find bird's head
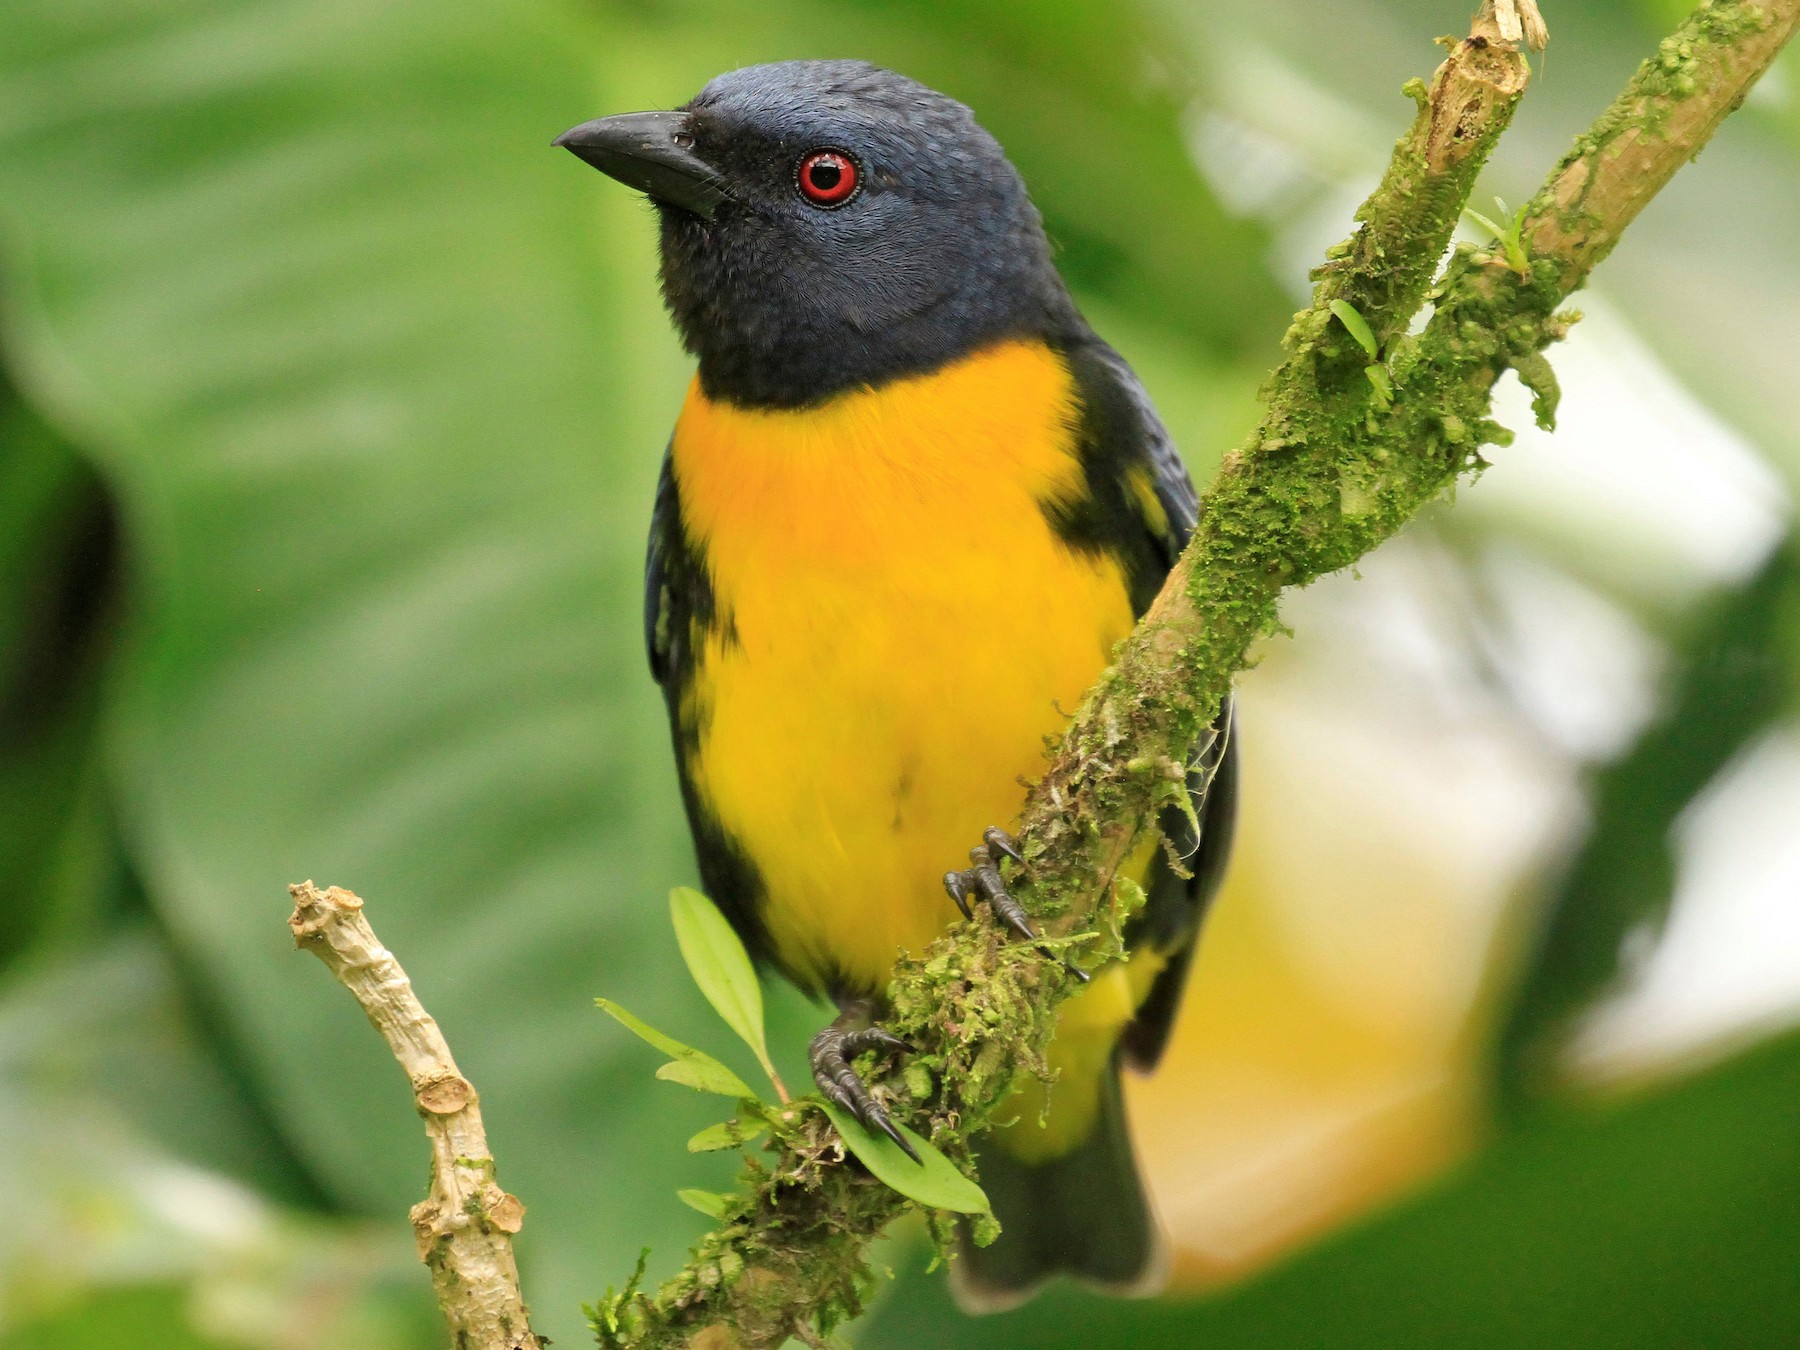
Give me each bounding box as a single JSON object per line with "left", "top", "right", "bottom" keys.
{"left": 556, "top": 60, "right": 1078, "bottom": 408}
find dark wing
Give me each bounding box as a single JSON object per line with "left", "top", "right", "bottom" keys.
{"left": 643, "top": 447, "right": 778, "bottom": 967}
{"left": 1084, "top": 339, "right": 1201, "bottom": 554}
{"left": 644, "top": 446, "right": 679, "bottom": 685}
{"left": 1065, "top": 336, "right": 1238, "bottom": 1072}
{"left": 644, "top": 443, "right": 729, "bottom": 692}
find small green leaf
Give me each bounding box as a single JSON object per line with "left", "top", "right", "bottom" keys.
{"left": 819, "top": 1102, "right": 991, "bottom": 1215}
{"left": 676, "top": 1189, "right": 732, "bottom": 1219}
{"left": 1364, "top": 364, "right": 1394, "bottom": 409}
{"left": 595, "top": 997, "right": 759, "bottom": 1099}
{"left": 669, "top": 887, "right": 776, "bottom": 1085}
{"left": 687, "top": 1117, "right": 769, "bottom": 1153}
{"left": 654, "top": 1058, "right": 758, "bottom": 1096}
{"left": 1329, "top": 299, "right": 1379, "bottom": 359}
{"left": 1466, "top": 201, "right": 1531, "bottom": 274}
{"left": 1464, "top": 206, "right": 1505, "bottom": 239}
{"left": 594, "top": 997, "right": 699, "bottom": 1060}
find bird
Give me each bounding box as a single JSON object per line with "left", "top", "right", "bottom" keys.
{"left": 555, "top": 59, "right": 1237, "bottom": 1312}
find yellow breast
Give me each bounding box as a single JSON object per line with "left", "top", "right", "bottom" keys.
{"left": 671, "top": 339, "right": 1137, "bottom": 997}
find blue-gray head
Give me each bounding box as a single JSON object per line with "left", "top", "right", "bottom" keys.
{"left": 556, "top": 60, "right": 1082, "bottom": 408}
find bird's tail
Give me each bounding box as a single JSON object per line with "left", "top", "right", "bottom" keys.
{"left": 950, "top": 1056, "right": 1166, "bottom": 1314}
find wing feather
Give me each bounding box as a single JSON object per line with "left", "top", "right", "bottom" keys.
{"left": 644, "top": 446, "right": 679, "bottom": 685}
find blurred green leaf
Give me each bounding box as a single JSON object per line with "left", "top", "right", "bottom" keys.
{"left": 0, "top": 927, "right": 338, "bottom": 1210}
{"left": 0, "top": 392, "right": 119, "bottom": 972}
{"left": 0, "top": 1285, "right": 233, "bottom": 1350}
{"left": 596, "top": 998, "right": 759, "bottom": 1100}
{"left": 0, "top": 1, "right": 767, "bottom": 1339}
{"left": 1493, "top": 537, "right": 1800, "bottom": 1114}
{"left": 676, "top": 1188, "right": 731, "bottom": 1220}
{"left": 669, "top": 886, "right": 774, "bottom": 1085}
{"left": 819, "top": 1102, "right": 990, "bottom": 1215}
{"left": 862, "top": 1027, "right": 1800, "bottom": 1349}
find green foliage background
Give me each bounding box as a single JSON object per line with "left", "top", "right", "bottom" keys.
{"left": 0, "top": 0, "right": 1796, "bottom": 1346}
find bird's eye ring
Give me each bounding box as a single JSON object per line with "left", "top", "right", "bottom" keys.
{"left": 795, "top": 149, "right": 860, "bottom": 208}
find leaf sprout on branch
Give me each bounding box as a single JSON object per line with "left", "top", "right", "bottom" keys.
{"left": 596, "top": 888, "right": 992, "bottom": 1220}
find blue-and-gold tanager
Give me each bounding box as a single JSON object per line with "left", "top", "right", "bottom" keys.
{"left": 556, "top": 60, "right": 1236, "bottom": 1310}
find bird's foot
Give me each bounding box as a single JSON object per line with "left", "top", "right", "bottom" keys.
{"left": 944, "top": 826, "right": 1090, "bottom": 982}
{"left": 943, "top": 827, "right": 1032, "bottom": 935}
{"left": 810, "top": 1004, "right": 918, "bottom": 1162}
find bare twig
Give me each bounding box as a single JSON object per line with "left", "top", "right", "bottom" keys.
{"left": 288, "top": 881, "right": 543, "bottom": 1350}
{"left": 1487, "top": 0, "right": 1550, "bottom": 52}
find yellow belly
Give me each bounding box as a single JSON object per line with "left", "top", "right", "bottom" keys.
{"left": 672, "top": 339, "right": 1137, "bottom": 997}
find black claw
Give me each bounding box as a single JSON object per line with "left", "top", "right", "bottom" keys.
{"left": 844, "top": 1026, "right": 911, "bottom": 1056}
{"left": 969, "top": 844, "right": 1041, "bottom": 942}
{"left": 943, "top": 870, "right": 973, "bottom": 920}
{"left": 810, "top": 1011, "right": 921, "bottom": 1164}
{"left": 998, "top": 907, "right": 1039, "bottom": 944}
{"left": 983, "top": 826, "right": 1025, "bottom": 865}
{"left": 958, "top": 831, "right": 1092, "bottom": 982}
{"left": 866, "top": 1102, "right": 922, "bottom": 1162}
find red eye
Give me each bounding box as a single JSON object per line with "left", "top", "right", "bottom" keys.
{"left": 796, "top": 150, "right": 859, "bottom": 207}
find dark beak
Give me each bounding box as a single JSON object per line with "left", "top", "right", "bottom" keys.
{"left": 553, "top": 111, "right": 730, "bottom": 220}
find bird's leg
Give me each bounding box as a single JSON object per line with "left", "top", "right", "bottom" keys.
{"left": 809, "top": 1000, "right": 918, "bottom": 1162}
{"left": 944, "top": 826, "right": 1090, "bottom": 982}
